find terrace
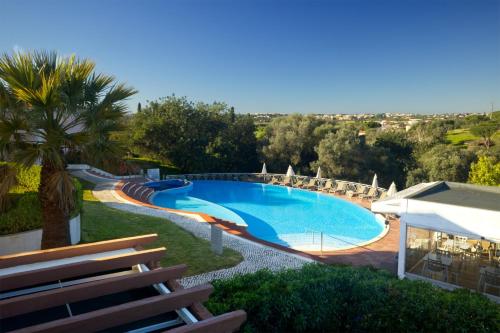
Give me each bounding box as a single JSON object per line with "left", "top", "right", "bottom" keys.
{"left": 372, "top": 181, "right": 500, "bottom": 301}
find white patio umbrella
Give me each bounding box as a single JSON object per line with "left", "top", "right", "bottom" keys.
{"left": 387, "top": 181, "right": 397, "bottom": 196}
{"left": 371, "top": 174, "right": 378, "bottom": 188}
{"left": 315, "top": 166, "right": 322, "bottom": 179}
{"left": 261, "top": 163, "right": 267, "bottom": 174}
{"left": 286, "top": 165, "right": 295, "bottom": 177}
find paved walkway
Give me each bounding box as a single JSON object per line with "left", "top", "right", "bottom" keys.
{"left": 72, "top": 170, "right": 313, "bottom": 287}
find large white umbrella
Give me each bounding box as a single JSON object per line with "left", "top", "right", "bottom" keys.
{"left": 315, "top": 166, "right": 322, "bottom": 179}
{"left": 371, "top": 174, "right": 378, "bottom": 188}
{"left": 261, "top": 163, "right": 267, "bottom": 174}
{"left": 387, "top": 181, "right": 397, "bottom": 196}
{"left": 286, "top": 165, "right": 295, "bottom": 177}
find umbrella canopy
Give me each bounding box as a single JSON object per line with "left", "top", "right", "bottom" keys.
{"left": 315, "top": 166, "right": 322, "bottom": 179}
{"left": 261, "top": 163, "right": 267, "bottom": 174}
{"left": 371, "top": 174, "right": 378, "bottom": 188}
{"left": 286, "top": 165, "right": 295, "bottom": 177}
{"left": 387, "top": 182, "right": 397, "bottom": 196}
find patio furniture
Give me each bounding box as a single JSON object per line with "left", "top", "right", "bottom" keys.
{"left": 293, "top": 178, "right": 307, "bottom": 188}
{"left": 346, "top": 184, "right": 368, "bottom": 198}
{"left": 302, "top": 178, "right": 318, "bottom": 190}
{"left": 320, "top": 179, "right": 334, "bottom": 193}
{"left": 332, "top": 182, "right": 348, "bottom": 195}
{"left": 375, "top": 191, "right": 387, "bottom": 201}
{"left": 278, "top": 176, "right": 292, "bottom": 186}
{"left": 268, "top": 176, "right": 280, "bottom": 185}
{"left": 478, "top": 267, "right": 500, "bottom": 294}
{"left": 359, "top": 187, "right": 378, "bottom": 200}
{"left": 422, "top": 257, "right": 449, "bottom": 282}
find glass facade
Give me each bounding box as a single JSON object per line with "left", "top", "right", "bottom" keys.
{"left": 405, "top": 225, "right": 500, "bottom": 297}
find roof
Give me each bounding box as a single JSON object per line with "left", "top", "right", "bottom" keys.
{"left": 0, "top": 234, "right": 246, "bottom": 333}
{"left": 375, "top": 181, "right": 500, "bottom": 212}
{"left": 409, "top": 181, "right": 500, "bottom": 212}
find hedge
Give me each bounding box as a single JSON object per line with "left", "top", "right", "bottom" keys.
{"left": 0, "top": 163, "right": 83, "bottom": 235}
{"left": 206, "top": 264, "right": 500, "bottom": 333}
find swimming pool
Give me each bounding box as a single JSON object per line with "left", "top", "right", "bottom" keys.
{"left": 151, "top": 180, "right": 386, "bottom": 251}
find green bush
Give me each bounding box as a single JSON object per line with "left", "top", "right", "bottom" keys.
{"left": 0, "top": 193, "right": 42, "bottom": 235}
{"left": 206, "top": 264, "right": 500, "bottom": 333}
{"left": 0, "top": 163, "right": 83, "bottom": 235}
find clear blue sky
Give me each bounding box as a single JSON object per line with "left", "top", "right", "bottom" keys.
{"left": 1, "top": 0, "right": 499, "bottom": 114}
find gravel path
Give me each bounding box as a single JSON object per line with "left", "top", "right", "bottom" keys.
{"left": 72, "top": 170, "right": 314, "bottom": 287}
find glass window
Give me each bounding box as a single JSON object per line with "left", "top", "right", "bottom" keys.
{"left": 405, "top": 225, "right": 499, "bottom": 297}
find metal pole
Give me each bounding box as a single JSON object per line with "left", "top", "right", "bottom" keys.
{"left": 320, "top": 232, "right": 323, "bottom": 255}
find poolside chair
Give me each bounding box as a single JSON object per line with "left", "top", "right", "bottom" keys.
{"left": 478, "top": 269, "right": 500, "bottom": 294}
{"left": 320, "top": 179, "right": 334, "bottom": 193}
{"left": 293, "top": 177, "right": 307, "bottom": 188}
{"left": 375, "top": 191, "right": 387, "bottom": 201}
{"left": 269, "top": 176, "right": 280, "bottom": 185}
{"left": 332, "top": 182, "right": 348, "bottom": 195}
{"left": 346, "top": 184, "right": 368, "bottom": 198}
{"left": 279, "top": 176, "right": 292, "bottom": 186}
{"left": 302, "top": 178, "right": 318, "bottom": 190}
{"left": 422, "top": 258, "right": 448, "bottom": 282}
{"left": 359, "top": 187, "right": 378, "bottom": 200}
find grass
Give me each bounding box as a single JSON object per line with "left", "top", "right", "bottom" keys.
{"left": 446, "top": 128, "right": 500, "bottom": 147}
{"left": 78, "top": 179, "right": 243, "bottom": 276}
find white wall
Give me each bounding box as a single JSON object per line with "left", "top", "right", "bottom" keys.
{"left": 0, "top": 215, "right": 81, "bottom": 255}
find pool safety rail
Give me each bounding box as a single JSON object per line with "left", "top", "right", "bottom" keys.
{"left": 302, "top": 214, "right": 388, "bottom": 254}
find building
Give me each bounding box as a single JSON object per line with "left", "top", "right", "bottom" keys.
{"left": 372, "top": 181, "right": 500, "bottom": 301}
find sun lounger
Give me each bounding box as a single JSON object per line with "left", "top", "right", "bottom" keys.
{"left": 303, "top": 178, "right": 318, "bottom": 190}
{"left": 375, "top": 191, "right": 388, "bottom": 201}
{"left": 346, "top": 185, "right": 368, "bottom": 198}
{"left": 359, "top": 187, "right": 378, "bottom": 200}
{"left": 268, "top": 176, "right": 280, "bottom": 185}
{"left": 320, "top": 180, "right": 334, "bottom": 192}
{"left": 279, "top": 176, "right": 292, "bottom": 186}
{"left": 332, "top": 182, "right": 348, "bottom": 195}
{"left": 293, "top": 178, "right": 306, "bottom": 188}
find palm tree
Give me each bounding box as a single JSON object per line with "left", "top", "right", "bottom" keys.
{"left": 0, "top": 51, "right": 136, "bottom": 248}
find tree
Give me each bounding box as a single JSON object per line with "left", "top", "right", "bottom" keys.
{"left": 261, "top": 115, "right": 334, "bottom": 174}
{"left": 131, "top": 96, "right": 258, "bottom": 173}
{"left": 468, "top": 155, "right": 500, "bottom": 186}
{"left": 370, "top": 131, "right": 415, "bottom": 188}
{"left": 0, "top": 51, "right": 136, "bottom": 248}
{"left": 470, "top": 122, "right": 498, "bottom": 149}
{"left": 407, "top": 120, "right": 450, "bottom": 151}
{"left": 313, "top": 126, "right": 365, "bottom": 181}
{"left": 406, "top": 145, "right": 475, "bottom": 186}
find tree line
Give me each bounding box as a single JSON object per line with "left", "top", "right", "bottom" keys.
{"left": 125, "top": 96, "right": 500, "bottom": 188}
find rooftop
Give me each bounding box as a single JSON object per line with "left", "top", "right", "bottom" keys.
{"left": 409, "top": 182, "right": 500, "bottom": 212}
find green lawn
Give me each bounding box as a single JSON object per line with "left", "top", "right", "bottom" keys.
{"left": 79, "top": 179, "right": 243, "bottom": 276}
{"left": 446, "top": 128, "right": 500, "bottom": 147}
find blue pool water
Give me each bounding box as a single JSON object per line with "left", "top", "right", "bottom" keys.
{"left": 152, "top": 181, "right": 384, "bottom": 250}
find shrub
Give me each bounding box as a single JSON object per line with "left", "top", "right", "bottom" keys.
{"left": 0, "top": 162, "right": 83, "bottom": 235}
{"left": 206, "top": 264, "right": 500, "bottom": 333}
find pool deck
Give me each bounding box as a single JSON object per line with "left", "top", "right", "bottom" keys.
{"left": 314, "top": 194, "right": 399, "bottom": 273}
{"left": 77, "top": 170, "right": 399, "bottom": 274}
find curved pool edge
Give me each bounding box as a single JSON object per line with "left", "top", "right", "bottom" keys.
{"left": 292, "top": 216, "right": 390, "bottom": 252}
{"left": 114, "top": 180, "right": 391, "bottom": 256}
